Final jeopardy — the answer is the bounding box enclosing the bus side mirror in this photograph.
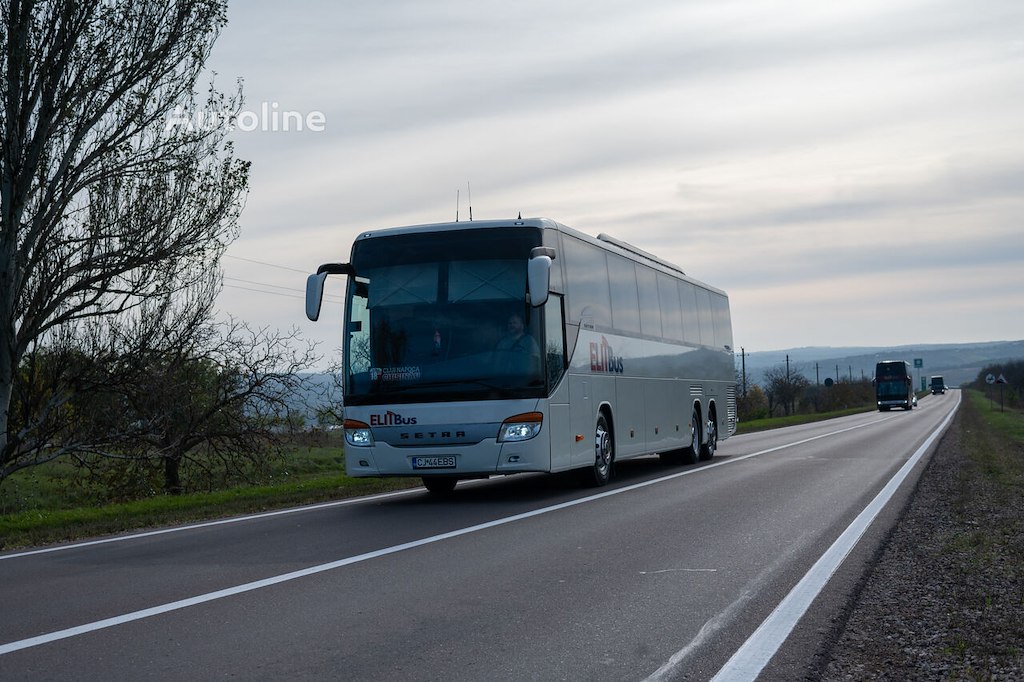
[306,262,354,321]
[306,272,329,321]
[528,254,552,308]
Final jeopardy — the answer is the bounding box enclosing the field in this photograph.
[0,394,995,553]
[0,433,421,550]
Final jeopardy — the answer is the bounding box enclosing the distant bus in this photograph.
[305,217,736,493]
[874,360,914,411]
[930,376,946,395]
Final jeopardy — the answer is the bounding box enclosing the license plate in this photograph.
[411,456,456,470]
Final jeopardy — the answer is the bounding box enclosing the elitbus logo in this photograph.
[370,411,418,426]
[590,336,624,373]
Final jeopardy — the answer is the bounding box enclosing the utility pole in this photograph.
[786,354,792,416]
[741,347,747,398]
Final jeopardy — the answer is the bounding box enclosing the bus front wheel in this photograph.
[582,413,614,486]
[422,476,458,495]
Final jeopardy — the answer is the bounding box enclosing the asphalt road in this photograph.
[0,392,960,681]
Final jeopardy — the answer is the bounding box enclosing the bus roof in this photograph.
[351,217,563,241]
[350,217,722,294]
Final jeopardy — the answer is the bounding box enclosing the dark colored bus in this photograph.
[874,360,914,411]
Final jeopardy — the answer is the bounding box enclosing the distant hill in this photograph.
[738,340,1024,390]
[297,341,1024,421]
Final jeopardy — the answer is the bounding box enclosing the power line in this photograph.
[222,284,306,300]
[222,283,343,303]
[224,254,310,274]
[221,255,345,304]
[224,276,313,295]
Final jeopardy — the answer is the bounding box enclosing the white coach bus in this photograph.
[306,217,736,494]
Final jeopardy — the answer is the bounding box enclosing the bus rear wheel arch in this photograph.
[661,404,702,466]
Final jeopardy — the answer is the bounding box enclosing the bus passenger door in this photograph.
[545,296,572,472]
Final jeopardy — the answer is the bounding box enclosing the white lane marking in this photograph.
[707,392,961,682]
[3,414,894,562]
[0,413,903,655]
[0,488,427,560]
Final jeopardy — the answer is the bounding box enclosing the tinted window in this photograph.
[562,237,611,327]
[696,288,714,346]
[544,295,567,387]
[607,255,641,334]
[679,281,701,344]
[449,260,524,302]
[657,273,683,342]
[710,293,732,348]
[635,265,662,338]
[543,229,564,293]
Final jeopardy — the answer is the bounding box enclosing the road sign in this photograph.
[986,373,996,385]
[914,358,923,369]
[997,374,1008,385]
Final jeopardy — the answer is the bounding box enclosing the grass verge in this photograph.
[0,393,949,552]
[0,472,422,551]
[735,404,876,434]
[936,390,1024,672]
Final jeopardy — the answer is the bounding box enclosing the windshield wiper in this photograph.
[373,379,509,393]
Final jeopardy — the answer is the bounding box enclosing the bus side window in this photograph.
[545,295,567,388]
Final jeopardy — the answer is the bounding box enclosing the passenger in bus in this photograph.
[496,313,540,356]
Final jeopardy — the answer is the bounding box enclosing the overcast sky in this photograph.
[205,0,1024,365]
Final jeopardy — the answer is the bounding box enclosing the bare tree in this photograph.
[314,354,345,430]
[1,1,249,480]
[763,364,810,417]
[67,311,319,495]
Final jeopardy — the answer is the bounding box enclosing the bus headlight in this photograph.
[497,412,543,443]
[344,419,374,447]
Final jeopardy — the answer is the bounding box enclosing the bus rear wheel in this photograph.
[582,413,614,486]
[682,408,701,465]
[700,413,717,461]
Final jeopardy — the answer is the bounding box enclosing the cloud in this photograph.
[209,0,1024,358]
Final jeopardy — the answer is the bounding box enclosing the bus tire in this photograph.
[682,407,701,465]
[700,412,717,461]
[422,476,458,495]
[582,413,614,486]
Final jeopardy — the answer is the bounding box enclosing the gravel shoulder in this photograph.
[811,398,1024,680]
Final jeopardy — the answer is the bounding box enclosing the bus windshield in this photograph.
[344,228,548,405]
[876,380,909,400]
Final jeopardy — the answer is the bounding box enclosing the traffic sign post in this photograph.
[985,373,1001,410]
[997,374,1008,412]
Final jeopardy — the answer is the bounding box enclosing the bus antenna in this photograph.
[455,189,460,222]
[467,181,473,221]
